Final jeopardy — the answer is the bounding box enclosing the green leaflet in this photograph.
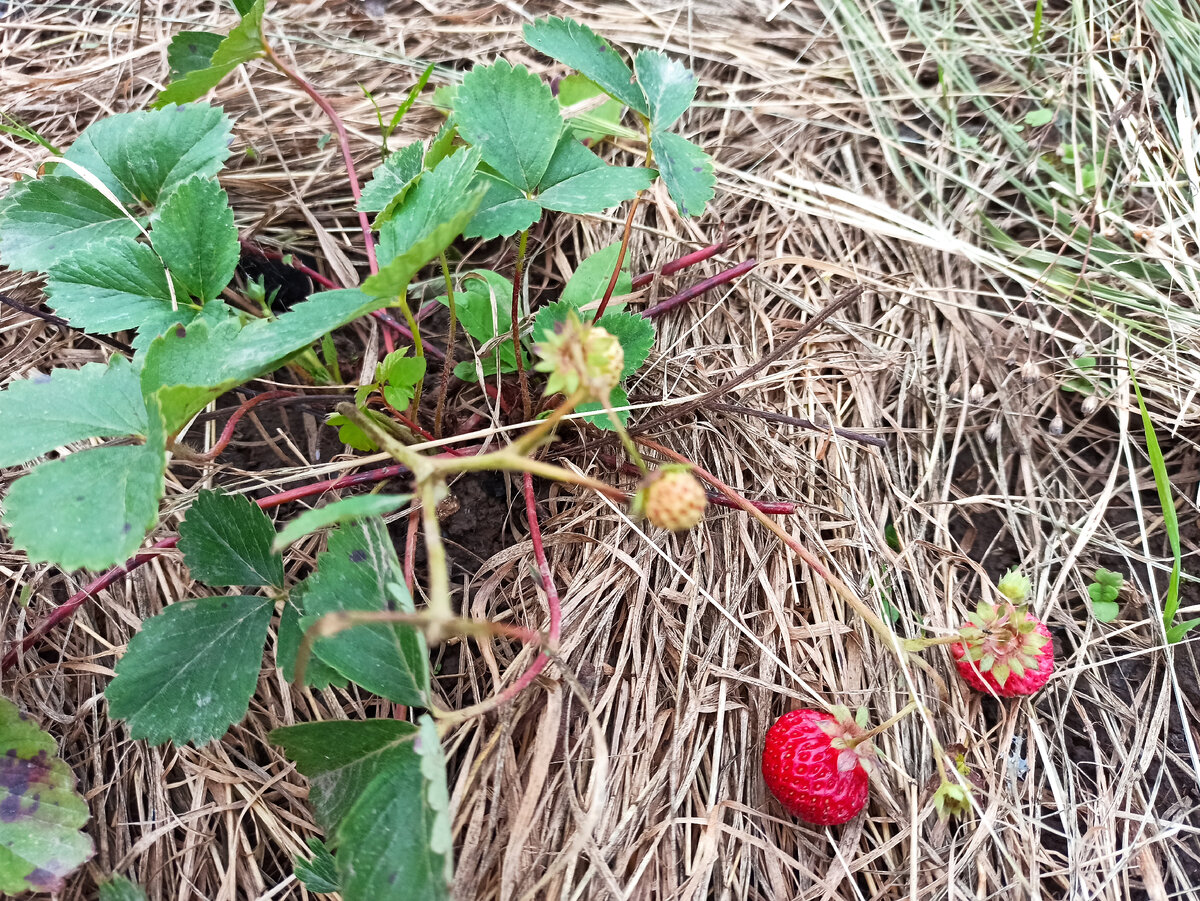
[0,356,147,467]
[523,17,650,115]
[178,489,284,588]
[650,129,715,218]
[296,518,430,705]
[105,594,274,744]
[1,396,167,571]
[150,175,239,303]
[454,60,562,192]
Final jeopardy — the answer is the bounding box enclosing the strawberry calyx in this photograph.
[817,705,878,776]
[954,600,1050,689]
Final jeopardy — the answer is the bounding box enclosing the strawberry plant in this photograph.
[0,2,1071,892]
[0,5,743,897]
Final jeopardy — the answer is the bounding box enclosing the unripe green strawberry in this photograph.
[639,467,707,532]
[761,707,874,825]
[949,600,1054,697]
[533,312,624,402]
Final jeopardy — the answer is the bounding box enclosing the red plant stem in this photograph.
[383,325,396,355]
[192,390,297,462]
[593,195,642,323]
[596,454,798,515]
[641,259,758,319]
[404,508,420,593]
[261,40,378,275]
[239,239,341,291]
[631,240,728,289]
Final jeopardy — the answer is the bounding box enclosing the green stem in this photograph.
[417,478,453,643]
[509,389,589,457]
[603,393,649,475]
[434,252,456,438]
[512,228,531,420]
[395,288,425,416]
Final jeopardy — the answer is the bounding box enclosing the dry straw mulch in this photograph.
[2,1,1199,899]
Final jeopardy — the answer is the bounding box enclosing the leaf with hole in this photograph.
[297,518,430,705]
[0,697,94,894]
[178,489,283,587]
[106,594,274,744]
[454,60,562,192]
[523,17,649,115]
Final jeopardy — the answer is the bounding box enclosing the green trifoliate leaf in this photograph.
[334,715,451,901]
[274,494,412,551]
[150,176,238,303]
[62,104,234,207]
[154,0,266,107]
[0,697,94,895]
[523,17,649,115]
[140,288,390,433]
[43,237,195,339]
[633,49,696,129]
[454,60,562,192]
[558,74,625,144]
[561,241,632,310]
[277,597,348,689]
[649,129,714,218]
[596,310,655,378]
[536,133,653,214]
[294,838,340,894]
[106,594,274,744]
[98,874,149,901]
[463,173,541,239]
[0,356,147,467]
[358,140,424,216]
[271,719,417,833]
[298,518,430,705]
[379,348,426,410]
[178,489,283,587]
[0,174,139,272]
[2,397,167,570]
[166,31,224,79]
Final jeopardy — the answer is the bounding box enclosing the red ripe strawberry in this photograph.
[761,707,875,825]
[949,600,1054,697]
